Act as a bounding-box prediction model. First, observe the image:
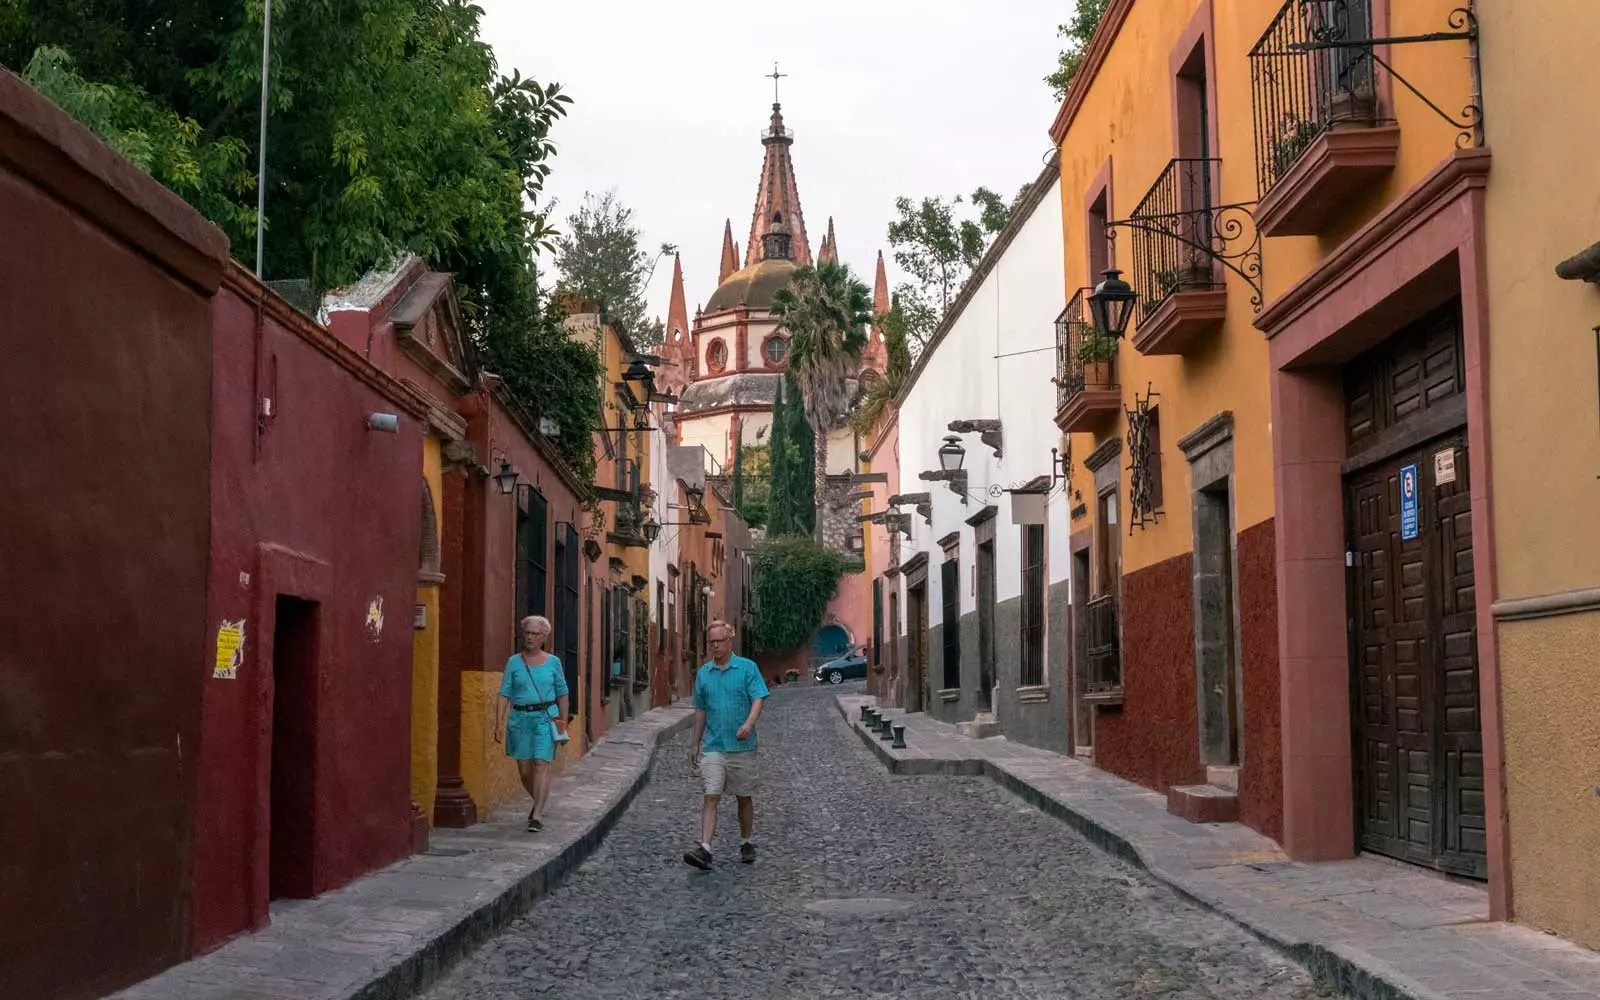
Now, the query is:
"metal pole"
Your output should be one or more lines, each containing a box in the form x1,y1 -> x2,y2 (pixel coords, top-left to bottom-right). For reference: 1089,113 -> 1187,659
255,0 -> 271,277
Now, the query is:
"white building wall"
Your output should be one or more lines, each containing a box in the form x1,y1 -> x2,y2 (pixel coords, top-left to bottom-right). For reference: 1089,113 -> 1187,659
896,173 -> 1069,637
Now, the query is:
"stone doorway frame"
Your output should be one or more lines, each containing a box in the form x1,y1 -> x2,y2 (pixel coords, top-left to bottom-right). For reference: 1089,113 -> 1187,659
1254,148 -> 1508,918
1179,412 -> 1244,772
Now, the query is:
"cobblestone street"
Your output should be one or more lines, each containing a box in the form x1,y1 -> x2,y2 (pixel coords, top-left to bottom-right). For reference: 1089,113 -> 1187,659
421,684 -> 1340,1000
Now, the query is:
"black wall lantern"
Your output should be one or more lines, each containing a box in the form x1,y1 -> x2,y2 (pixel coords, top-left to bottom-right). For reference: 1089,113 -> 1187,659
1089,268 -> 1137,339
494,458 -> 520,495
622,358 -> 653,382
937,434 -> 966,472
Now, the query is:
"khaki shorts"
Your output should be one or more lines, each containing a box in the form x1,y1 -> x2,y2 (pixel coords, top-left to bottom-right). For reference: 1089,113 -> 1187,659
700,750 -> 758,798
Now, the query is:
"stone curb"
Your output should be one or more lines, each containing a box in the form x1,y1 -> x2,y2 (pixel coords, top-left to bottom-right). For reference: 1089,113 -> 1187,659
351,710 -> 695,1000
836,697 -> 1420,1000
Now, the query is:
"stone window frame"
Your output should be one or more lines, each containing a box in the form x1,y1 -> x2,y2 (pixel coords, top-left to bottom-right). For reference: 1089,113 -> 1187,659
760,333 -> 789,369
1177,411 -> 1245,770
705,337 -> 728,375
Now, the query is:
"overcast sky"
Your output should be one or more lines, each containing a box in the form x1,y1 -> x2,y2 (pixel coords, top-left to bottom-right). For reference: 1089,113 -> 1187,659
478,0 -> 1068,323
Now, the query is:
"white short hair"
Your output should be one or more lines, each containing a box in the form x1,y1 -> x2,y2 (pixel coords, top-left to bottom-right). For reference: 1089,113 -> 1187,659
520,615 -> 552,634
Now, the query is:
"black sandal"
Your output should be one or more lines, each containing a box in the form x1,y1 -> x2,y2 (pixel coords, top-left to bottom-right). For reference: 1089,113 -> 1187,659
527,809 -> 541,833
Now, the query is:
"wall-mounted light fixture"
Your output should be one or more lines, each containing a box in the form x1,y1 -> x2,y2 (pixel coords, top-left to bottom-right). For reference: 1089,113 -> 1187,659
1088,268 -> 1137,339
367,412 -> 399,433
937,435 -> 966,472
493,458 -> 519,496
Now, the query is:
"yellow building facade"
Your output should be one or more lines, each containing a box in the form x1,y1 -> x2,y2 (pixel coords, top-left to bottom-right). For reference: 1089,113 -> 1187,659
1052,0 -> 1505,908
1477,0 -> 1600,950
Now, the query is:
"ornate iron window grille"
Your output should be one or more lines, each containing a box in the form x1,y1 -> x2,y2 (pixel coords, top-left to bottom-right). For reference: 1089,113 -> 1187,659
1113,158 -> 1264,315
1125,385 -> 1164,533
1054,286 -> 1117,406
1253,1 -> 1482,195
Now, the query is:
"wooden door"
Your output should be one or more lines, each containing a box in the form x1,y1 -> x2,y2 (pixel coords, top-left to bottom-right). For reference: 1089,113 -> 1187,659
907,583 -> 928,713
1346,430 -> 1485,878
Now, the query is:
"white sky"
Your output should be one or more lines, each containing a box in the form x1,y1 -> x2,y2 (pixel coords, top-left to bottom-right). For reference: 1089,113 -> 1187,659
478,0 -> 1069,323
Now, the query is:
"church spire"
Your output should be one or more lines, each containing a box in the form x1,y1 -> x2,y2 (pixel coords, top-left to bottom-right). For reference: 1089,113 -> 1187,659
863,250 -> 890,374
746,101 -> 811,267
719,220 -> 738,284
666,252 -> 688,340
818,217 -> 838,265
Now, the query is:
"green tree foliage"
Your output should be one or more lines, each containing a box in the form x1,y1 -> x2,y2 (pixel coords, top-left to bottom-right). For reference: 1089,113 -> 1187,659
887,187 -> 1011,314
22,47 -> 257,236
888,281 -> 939,358
770,260 -> 871,543
765,370 -> 815,539
748,537 -> 848,655
554,190 -> 675,347
3,1 -> 603,478
734,436 -> 771,531
1046,0 -> 1112,100
850,294 -> 916,436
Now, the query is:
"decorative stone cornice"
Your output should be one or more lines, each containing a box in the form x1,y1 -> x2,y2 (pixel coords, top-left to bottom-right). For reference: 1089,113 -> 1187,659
1083,437 -> 1122,474
918,469 -> 969,505
1177,411 -> 1234,462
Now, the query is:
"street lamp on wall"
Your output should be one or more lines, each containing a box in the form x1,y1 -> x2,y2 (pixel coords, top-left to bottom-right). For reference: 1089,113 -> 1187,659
1088,268 -> 1137,339
493,458 -> 519,496
937,435 -> 966,472
642,515 -> 662,544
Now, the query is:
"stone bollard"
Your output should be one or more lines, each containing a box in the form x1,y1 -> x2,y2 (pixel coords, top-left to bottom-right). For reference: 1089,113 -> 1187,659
891,724 -> 907,749
864,708 -> 880,728
878,716 -> 894,741
859,704 -> 872,723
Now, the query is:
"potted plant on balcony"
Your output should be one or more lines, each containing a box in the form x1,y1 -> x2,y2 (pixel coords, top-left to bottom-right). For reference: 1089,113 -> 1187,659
1074,327 -> 1117,390
1271,116 -> 1325,177
1328,78 -> 1378,125
1154,255 -> 1213,299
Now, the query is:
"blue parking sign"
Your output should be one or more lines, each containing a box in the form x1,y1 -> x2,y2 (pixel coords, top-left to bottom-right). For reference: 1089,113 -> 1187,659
1399,464 -> 1419,541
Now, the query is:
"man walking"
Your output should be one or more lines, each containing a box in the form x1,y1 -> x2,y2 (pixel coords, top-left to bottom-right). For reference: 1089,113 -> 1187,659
684,620 -> 768,870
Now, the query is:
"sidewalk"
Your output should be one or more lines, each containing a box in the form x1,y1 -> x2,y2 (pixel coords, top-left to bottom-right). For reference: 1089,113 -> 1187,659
111,705 -> 694,1000
837,694 -> 1600,1000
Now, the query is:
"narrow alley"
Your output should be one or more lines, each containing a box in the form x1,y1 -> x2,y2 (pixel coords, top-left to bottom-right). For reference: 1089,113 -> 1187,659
421,684 -> 1336,1000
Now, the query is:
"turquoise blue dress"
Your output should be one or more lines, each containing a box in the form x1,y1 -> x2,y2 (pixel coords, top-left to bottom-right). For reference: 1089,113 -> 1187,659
499,654 -> 567,761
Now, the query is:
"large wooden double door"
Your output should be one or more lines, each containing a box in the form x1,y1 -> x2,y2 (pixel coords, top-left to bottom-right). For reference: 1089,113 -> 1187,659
1343,303 -> 1486,879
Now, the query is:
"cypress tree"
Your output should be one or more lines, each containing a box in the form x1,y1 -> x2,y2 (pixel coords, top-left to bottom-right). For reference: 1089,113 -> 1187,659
731,431 -> 745,518
768,375 -> 793,535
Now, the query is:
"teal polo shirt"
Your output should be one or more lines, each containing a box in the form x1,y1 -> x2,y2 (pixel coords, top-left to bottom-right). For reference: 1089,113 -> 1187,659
693,655 -> 770,753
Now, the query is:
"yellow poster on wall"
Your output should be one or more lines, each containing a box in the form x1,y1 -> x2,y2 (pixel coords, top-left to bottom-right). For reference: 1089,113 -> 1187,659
215,619 -> 245,679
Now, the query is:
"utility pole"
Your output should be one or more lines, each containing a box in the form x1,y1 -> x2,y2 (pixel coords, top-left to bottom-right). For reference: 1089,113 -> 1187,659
255,0 -> 272,277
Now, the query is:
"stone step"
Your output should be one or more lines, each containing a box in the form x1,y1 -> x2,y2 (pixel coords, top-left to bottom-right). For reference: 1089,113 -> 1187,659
1206,764 -> 1240,793
1167,783 -> 1239,824
956,713 -> 1001,739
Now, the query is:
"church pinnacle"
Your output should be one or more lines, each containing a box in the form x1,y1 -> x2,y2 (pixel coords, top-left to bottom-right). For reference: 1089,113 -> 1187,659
745,98 -> 811,267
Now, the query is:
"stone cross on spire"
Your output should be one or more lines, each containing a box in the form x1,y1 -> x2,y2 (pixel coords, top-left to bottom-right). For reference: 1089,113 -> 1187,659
767,61 -> 787,104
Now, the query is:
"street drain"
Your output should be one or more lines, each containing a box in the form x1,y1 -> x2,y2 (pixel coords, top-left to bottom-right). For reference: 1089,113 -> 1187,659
803,897 -> 913,917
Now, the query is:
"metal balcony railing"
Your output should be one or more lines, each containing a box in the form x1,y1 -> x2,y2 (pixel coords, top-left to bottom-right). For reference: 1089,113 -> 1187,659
1249,0 -> 1377,196
1085,595 -> 1121,694
1054,286 -> 1118,410
1130,158 -> 1223,323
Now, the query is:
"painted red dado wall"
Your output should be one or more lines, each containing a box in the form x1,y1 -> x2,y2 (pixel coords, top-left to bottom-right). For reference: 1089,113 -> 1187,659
1237,519 -> 1284,843
1096,555 -> 1204,792
191,269 -> 425,953
0,70 -> 228,1000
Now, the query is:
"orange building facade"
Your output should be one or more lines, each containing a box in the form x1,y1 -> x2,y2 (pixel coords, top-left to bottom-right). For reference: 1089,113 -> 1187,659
1052,0 -> 1504,907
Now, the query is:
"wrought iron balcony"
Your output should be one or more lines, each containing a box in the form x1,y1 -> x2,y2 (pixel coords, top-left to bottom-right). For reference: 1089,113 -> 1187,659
1053,287 -> 1121,433
1249,0 -> 1399,235
1130,158 -> 1223,323
1084,594 -> 1122,701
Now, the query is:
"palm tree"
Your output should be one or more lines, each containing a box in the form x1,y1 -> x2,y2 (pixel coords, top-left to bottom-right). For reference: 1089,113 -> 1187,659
850,294 -> 915,437
770,259 -> 872,545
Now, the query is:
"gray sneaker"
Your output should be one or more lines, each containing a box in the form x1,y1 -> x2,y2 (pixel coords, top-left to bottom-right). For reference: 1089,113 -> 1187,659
683,845 -> 713,870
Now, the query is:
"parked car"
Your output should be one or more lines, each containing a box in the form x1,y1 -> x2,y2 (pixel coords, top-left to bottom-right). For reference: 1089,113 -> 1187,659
814,648 -> 868,685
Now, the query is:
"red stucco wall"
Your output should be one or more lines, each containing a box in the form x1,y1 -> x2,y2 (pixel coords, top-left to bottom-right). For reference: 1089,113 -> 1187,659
191,274 -> 424,953
1237,518 -> 1284,843
0,70 -> 227,1000
1095,553 -> 1205,793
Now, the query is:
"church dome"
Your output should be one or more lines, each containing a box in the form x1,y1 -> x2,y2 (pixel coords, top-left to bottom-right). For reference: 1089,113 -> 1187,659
704,257 -> 797,314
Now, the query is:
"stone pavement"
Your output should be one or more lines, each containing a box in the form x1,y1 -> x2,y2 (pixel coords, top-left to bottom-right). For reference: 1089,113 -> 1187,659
839,694 -> 1600,1000
421,682 -> 1337,999
108,704 -> 694,1000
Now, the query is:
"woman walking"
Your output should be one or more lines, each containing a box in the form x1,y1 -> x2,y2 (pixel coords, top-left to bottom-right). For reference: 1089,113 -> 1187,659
494,615 -> 569,832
